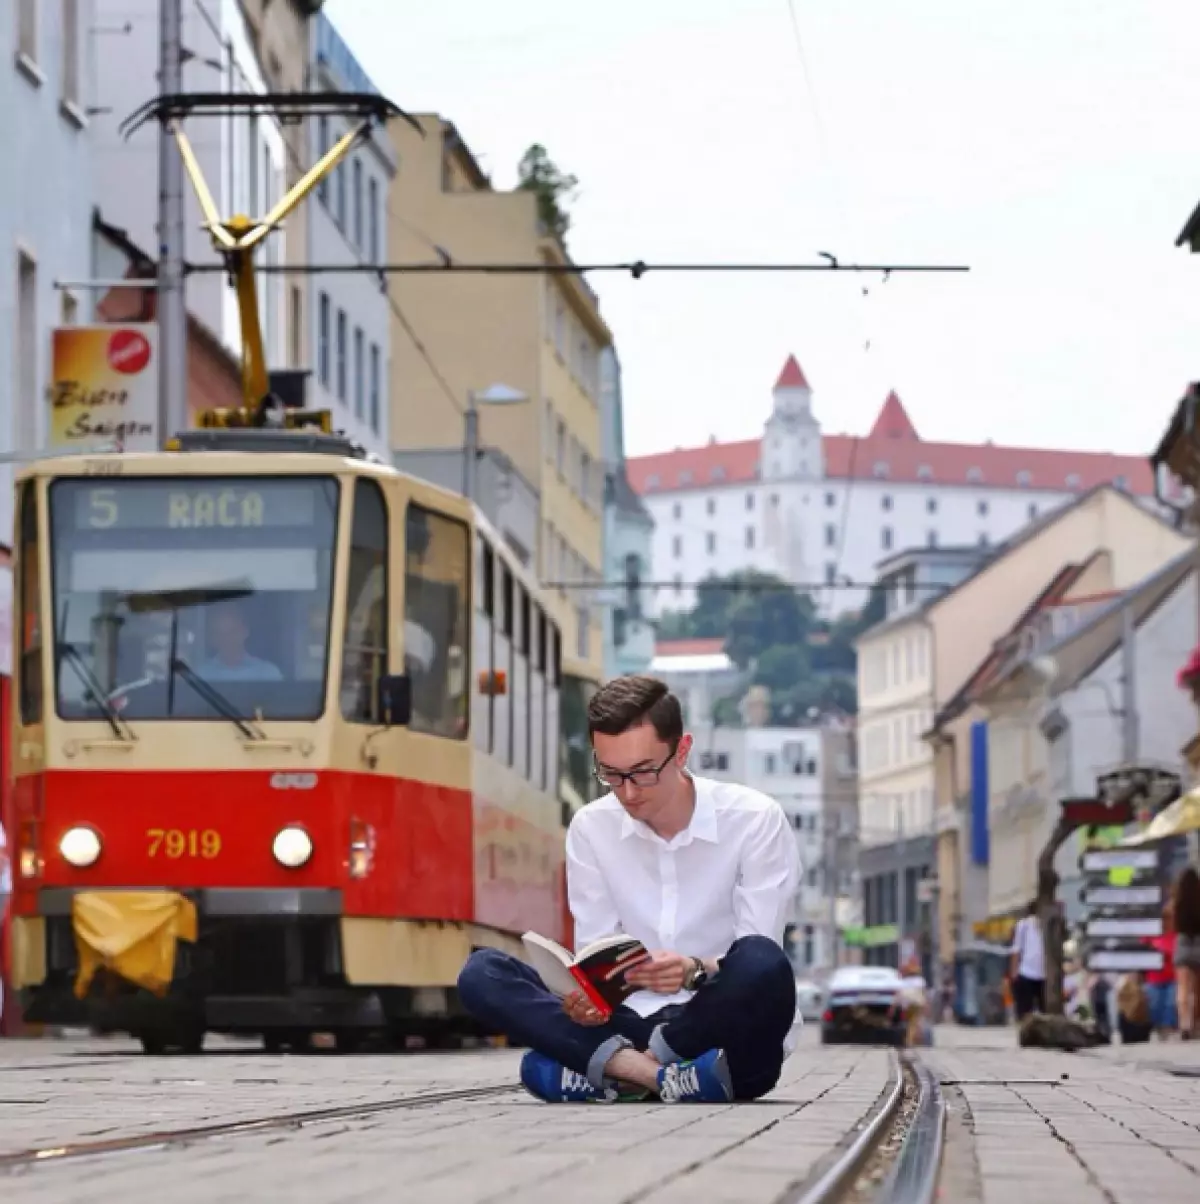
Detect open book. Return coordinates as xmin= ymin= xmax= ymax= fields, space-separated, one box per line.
xmin=522 ymin=931 xmax=652 ymax=1017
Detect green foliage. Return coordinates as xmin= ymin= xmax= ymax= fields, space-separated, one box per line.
xmin=516 ymin=144 xmax=579 ymax=242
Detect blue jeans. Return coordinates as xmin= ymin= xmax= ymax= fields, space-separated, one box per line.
xmin=457 ymin=934 xmax=797 ymax=1101
xmin=1146 ymin=982 xmax=1178 ymax=1030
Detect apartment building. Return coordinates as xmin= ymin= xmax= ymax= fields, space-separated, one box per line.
xmin=386 ymin=115 xmax=611 ymax=673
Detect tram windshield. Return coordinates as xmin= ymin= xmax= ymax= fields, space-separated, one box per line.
xmin=48 ymin=476 xmax=340 ymax=722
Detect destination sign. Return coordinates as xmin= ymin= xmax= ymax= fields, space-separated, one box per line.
xmin=56 ymin=479 xmax=331 ymax=532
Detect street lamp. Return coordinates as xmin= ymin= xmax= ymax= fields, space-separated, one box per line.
xmin=463 ymin=383 xmax=530 ymax=502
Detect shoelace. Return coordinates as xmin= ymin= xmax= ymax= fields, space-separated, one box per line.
xmin=561 ymin=1068 xmax=596 ymax=1094
xmin=660 ymin=1062 xmax=701 ymax=1102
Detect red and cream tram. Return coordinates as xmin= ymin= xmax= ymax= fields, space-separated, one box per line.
xmin=6 ymin=427 xmax=598 ymax=1052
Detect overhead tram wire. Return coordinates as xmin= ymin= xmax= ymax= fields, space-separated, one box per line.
xmin=186 ymin=258 xmax=970 ymax=278
xmin=542 ymin=577 xmax=961 ymax=593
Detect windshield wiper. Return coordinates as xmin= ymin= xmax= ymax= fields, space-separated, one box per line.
xmin=58 ymin=641 xmax=135 ymax=742
xmin=168 ymin=657 xmax=265 ymax=741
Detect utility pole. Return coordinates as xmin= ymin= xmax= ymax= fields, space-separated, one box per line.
xmin=157 ymin=0 xmax=188 ymax=445
xmin=462 ymin=395 xmax=479 ymax=502
xmin=1120 ymin=598 xmax=1138 ymax=763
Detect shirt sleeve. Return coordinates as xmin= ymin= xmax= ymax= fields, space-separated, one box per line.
xmin=732 ymin=803 xmax=801 ymax=945
xmin=564 ymin=815 xmax=622 ymax=952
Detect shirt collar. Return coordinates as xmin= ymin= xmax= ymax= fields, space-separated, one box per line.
xmin=619 ymin=775 xmax=719 ymax=846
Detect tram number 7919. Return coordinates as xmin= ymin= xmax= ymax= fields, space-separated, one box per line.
xmin=146 ymin=828 xmax=222 ymax=859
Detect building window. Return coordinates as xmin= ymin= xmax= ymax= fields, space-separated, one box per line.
xmin=873 ymin=461 xmax=889 ymax=478
xmin=341 ymin=479 xmax=388 ymax=723
xmin=352 ymin=158 xmax=364 ymax=247
xmin=926 ymin=497 xmax=937 ymax=514
xmin=336 ymin=308 xmax=347 ymax=402
xmin=825 ymin=523 xmax=836 ymax=547
xmin=290 ymin=285 xmax=302 ymax=367
xmin=745 ymin=527 xmax=755 ymax=549
xmin=555 ymin=420 xmax=566 ymax=474
xmin=1066 ymin=473 xmax=1082 ymax=489
xmin=825 ymin=491 xmax=836 ymax=506
xmin=927 ymin=529 xmax=937 ymax=547
xmin=966 ymin=466 xmax=983 ymax=483
xmin=60 ymin=290 xmax=78 ymax=325
xmin=404 ymin=504 xmax=471 ymax=740
xmin=825 ymin=562 xmax=836 ymax=585
xmin=1114 ymin=474 xmax=1128 ymax=490
xmin=1027 ymin=502 xmax=1037 ymax=521
xmin=353 ymin=327 xmax=364 ymax=418
xmin=917 ymin=464 xmax=933 ymax=481
xmin=673 ymin=535 xmax=682 ymax=558
xmin=881 ymin=526 xmax=893 ymax=550
xmin=581 ymin=452 xmax=591 ymax=506
xmin=368 ymin=177 xmax=380 ymax=262
xmin=706 ymin=532 xmax=716 ymax=554
xmin=1016 ymin=469 xmax=1032 ymax=487
xmin=316 ymin=116 xmax=330 ymax=202
xmin=17 ymin=0 xmax=36 ymax=63
xmin=645 ymin=474 xmax=660 ymax=490
xmin=770 ymin=493 xmax=779 ymax=507
xmin=673 ymin=574 xmax=682 ymax=594
xmin=881 ymin=495 xmax=892 ymax=511
xmin=706 ymin=497 xmax=716 ymax=516
xmin=335 ymin=158 xmax=346 ymax=228
xmin=978 ymin=532 xmax=989 ymax=547
xmin=679 ymin=470 xmax=693 ymax=486
xmin=710 ymin=466 xmax=725 ymax=481
xmin=317 ymin=292 xmax=330 ymax=385
xmin=977 ymin=499 xmax=989 ymax=516
xmin=746 ymin=493 xmax=755 ymax=510
xmin=672 ymin=502 xmax=681 ymax=520
xmin=369 ymin=343 xmax=380 ymax=433
xmin=61 ymin=0 xmax=80 ymax=106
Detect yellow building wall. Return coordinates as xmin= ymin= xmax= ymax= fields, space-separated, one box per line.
xmin=386 ymin=115 xmax=609 ymax=673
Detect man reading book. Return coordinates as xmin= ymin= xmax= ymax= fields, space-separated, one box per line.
xmin=457 ymin=674 xmax=801 ymax=1105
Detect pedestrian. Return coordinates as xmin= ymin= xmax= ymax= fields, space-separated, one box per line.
xmin=1144 ymin=899 xmax=1178 ymax=1040
xmin=1171 ymin=866 xmax=1200 ymax=1040
xmin=1008 ymin=902 xmax=1046 ymax=1020
xmin=456 ymin=674 xmax=802 ymax=1104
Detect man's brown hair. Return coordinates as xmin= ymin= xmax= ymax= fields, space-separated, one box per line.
xmin=587 ymin=674 xmax=683 ymax=746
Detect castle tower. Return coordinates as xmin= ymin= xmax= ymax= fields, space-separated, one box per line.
xmin=761 ymin=354 xmax=824 ymax=482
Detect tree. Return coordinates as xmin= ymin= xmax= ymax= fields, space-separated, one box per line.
xmin=517 ymin=144 xmax=579 ymax=242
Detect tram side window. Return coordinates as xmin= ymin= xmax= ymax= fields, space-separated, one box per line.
xmin=513 ymin=583 xmax=530 ymax=778
xmin=405 ymin=504 xmax=470 ymax=740
xmin=18 ymin=481 xmax=42 ymax=725
xmin=340 ymin=479 xmax=389 ymax=723
xmin=531 ymin=606 xmax=547 ymax=791
xmin=473 ymin=539 xmax=495 ymax=755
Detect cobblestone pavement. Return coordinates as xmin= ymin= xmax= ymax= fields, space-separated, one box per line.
xmin=1 ymin=1033 xmax=894 ymax=1204
xmin=928 ymin=1025 xmax=1200 ymax=1204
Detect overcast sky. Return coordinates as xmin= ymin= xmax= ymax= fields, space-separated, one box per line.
xmin=326 ymin=0 xmax=1200 ymax=462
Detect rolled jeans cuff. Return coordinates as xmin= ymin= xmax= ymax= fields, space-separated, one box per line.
xmin=587 ymin=1034 xmax=633 ymax=1089
xmin=649 ymin=1023 xmax=682 ymax=1065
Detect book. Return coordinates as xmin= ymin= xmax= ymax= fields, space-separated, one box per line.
xmin=521 ymin=931 xmax=652 ymax=1018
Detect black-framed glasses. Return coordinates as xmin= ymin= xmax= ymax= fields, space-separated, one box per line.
xmin=592 ymin=746 xmax=678 ymax=790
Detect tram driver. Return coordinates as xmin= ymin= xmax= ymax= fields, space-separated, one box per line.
xmin=197 ymin=598 xmax=283 ymax=683
xmin=457 ymin=675 xmax=802 ymax=1105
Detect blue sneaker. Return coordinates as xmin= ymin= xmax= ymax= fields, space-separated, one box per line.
xmin=519 ymin=1051 xmax=649 ymax=1103
xmin=656 ymin=1048 xmax=734 ymax=1103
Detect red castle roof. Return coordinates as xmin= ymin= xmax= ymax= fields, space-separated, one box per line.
xmin=627 ymin=361 xmax=1154 ymax=497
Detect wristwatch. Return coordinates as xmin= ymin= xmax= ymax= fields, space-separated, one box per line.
xmin=684 ymin=957 xmax=709 ymax=991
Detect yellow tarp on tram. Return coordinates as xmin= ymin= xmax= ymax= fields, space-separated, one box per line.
xmin=71 ymin=891 xmax=198 ymax=998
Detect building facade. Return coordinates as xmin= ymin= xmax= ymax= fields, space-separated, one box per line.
xmin=2 ymin=0 xmax=96 ymax=535
xmin=92 ymin=0 xmax=288 ymax=379
xmin=600 ymin=348 xmax=655 ymax=678
xmin=386 ymin=114 xmax=610 ymax=675
xmin=627 ymin=355 xmax=1169 ymax=620
xmin=307 ymin=11 xmax=394 ymax=456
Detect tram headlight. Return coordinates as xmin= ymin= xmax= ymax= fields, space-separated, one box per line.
xmin=272 ymin=826 xmax=313 ymax=869
xmin=59 ymin=826 xmax=102 ymax=868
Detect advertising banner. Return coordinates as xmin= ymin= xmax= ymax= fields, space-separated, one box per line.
xmin=48 ymin=325 xmax=158 ymax=453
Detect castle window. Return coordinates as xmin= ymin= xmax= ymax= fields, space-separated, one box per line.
xmin=1066 ymin=473 xmax=1082 ymax=489
xmin=1016 ymin=469 xmax=1032 ymax=487
xmin=646 ymin=475 xmax=660 ymax=489
xmin=678 ymin=470 xmax=692 ymax=485
xmin=966 ymin=466 xmax=983 ymax=483
xmin=917 ymin=464 xmax=933 ymax=481
xmin=710 ymin=466 xmax=726 ymax=481
xmin=872 ymin=461 xmax=889 ymax=478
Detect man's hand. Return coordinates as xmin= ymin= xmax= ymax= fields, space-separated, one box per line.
xmin=626 ymin=951 xmax=693 ymax=995
xmin=562 ymin=991 xmax=606 ymax=1026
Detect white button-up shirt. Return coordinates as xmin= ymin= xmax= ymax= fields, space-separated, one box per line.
xmin=564 ymin=774 xmax=803 ymax=1054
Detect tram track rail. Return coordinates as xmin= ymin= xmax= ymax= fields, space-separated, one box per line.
xmin=789 ymin=1051 xmax=946 ymax=1204
xmin=0 ymin=1081 xmax=519 ymax=1172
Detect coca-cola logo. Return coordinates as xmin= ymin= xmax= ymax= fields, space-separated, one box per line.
xmin=107 ymin=329 xmax=152 ymax=375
